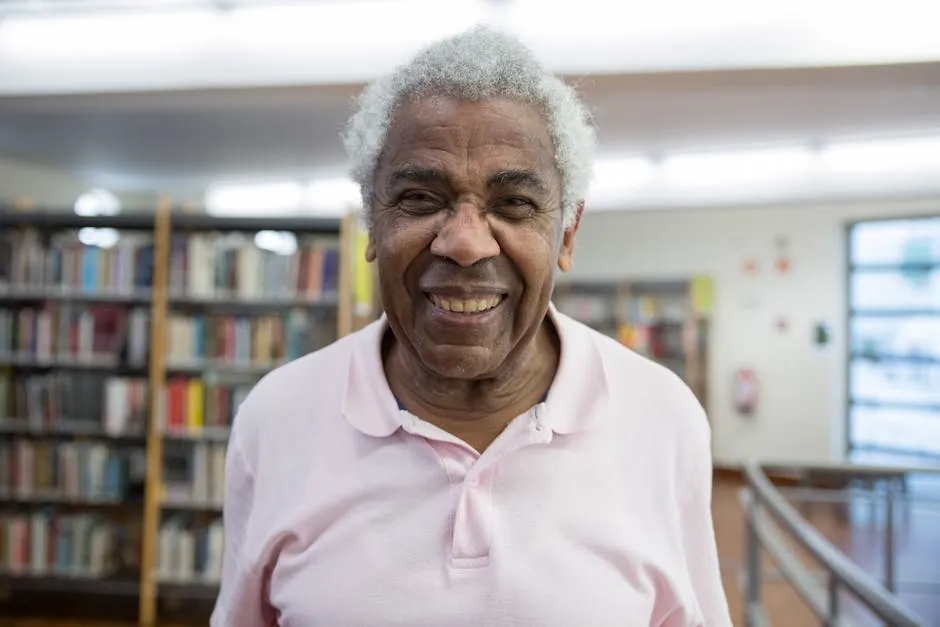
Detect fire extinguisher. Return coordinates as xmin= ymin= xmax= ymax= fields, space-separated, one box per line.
xmin=733 ymin=367 xmax=759 ymax=416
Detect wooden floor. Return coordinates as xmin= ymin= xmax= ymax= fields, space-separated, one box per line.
xmin=714 ymin=472 xmax=940 ymax=626
xmin=7 ymin=473 xmax=940 ymax=627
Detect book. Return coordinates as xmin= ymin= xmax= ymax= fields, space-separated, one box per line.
xmin=0 ymin=510 xmax=141 ymax=580
xmin=157 ymin=515 xmax=223 ymax=584
xmin=162 ymin=441 xmax=226 ymax=507
xmin=168 ymin=232 xmax=340 ymax=301
xmin=0 ymin=371 xmax=147 ymax=436
xmin=0 ymin=227 xmax=154 ymax=296
xmin=0 ymin=304 xmax=150 ymax=367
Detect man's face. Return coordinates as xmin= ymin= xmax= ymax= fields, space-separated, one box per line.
xmin=368 ymin=95 xmax=579 ymax=380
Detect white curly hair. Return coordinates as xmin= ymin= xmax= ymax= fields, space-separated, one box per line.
xmin=342 ymin=25 xmax=597 ymax=229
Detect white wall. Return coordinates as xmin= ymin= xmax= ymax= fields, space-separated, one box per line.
xmin=0 ymin=156 xmax=165 ymax=211
xmin=569 ymin=196 xmax=940 ymax=467
xmin=0 ymin=156 xmax=89 ymax=206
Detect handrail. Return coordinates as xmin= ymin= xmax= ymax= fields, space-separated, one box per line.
xmin=742 ymin=461 xmax=926 ymax=627
xmin=739 ymin=491 xmax=834 ymax=620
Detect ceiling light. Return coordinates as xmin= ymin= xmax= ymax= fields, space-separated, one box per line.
xmin=205 ymin=181 xmax=305 ymax=217
xmin=591 ymin=157 xmax=657 ymax=192
xmin=74 ymin=187 xmax=121 ymax=217
xmin=78 ymin=227 xmax=119 ymax=249
xmin=660 ymin=146 xmax=816 ymax=187
xmin=820 ymin=135 xmax=940 ymax=176
xmin=304 ymin=178 xmax=361 ymax=217
xmin=254 ymin=230 xmax=298 ymax=256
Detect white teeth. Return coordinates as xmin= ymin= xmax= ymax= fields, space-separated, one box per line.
xmin=429 ymin=294 xmax=502 ymax=314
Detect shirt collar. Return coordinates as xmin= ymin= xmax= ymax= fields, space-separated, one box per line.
xmin=341 ymin=302 xmax=611 ymax=438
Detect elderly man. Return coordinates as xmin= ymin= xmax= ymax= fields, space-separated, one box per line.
xmin=211 ymin=26 xmax=731 ymax=627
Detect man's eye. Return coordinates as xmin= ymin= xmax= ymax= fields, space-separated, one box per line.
xmin=398 ymin=191 xmax=445 ymax=213
xmin=402 ymin=191 xmax=435 ymax=203
xmin=494 ymin=197 xmax=536 ymax=219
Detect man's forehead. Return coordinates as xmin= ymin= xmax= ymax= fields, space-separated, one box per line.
xmin=380 ymin=96 xmax=557 ymax=174
xmin=389 ymin=96 xmax=552 ymax=145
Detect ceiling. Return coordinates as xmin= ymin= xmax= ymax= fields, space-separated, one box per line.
xmin=1 ymin=61 xmax=940 ymax=195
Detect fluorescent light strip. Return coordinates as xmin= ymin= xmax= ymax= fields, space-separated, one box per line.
xmin=588 ymin=134 xmax=940 ymax=210
xmin=206 ymin=178 xmax=360 ymax=217
xmin=659 ymin=146 xmax=815 ymax=187
xmin=820 ymin=135 xmax=940 ymax=175
xmin=205 ymin=181 xmax=305 ymax=216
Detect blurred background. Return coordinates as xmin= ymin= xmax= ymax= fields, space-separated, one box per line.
xmin=0 ymin=1 xmax=938 ymax=625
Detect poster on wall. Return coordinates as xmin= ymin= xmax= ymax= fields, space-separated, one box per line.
xmin=690 ymin=276 xmax=714 ymax=316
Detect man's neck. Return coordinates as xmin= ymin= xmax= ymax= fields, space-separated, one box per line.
xmin=383 ymin=316 xmax=560 ymax=452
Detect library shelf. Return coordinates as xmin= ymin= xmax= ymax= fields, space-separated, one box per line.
xmin=0 ymin=202 xmax=379 ymax=626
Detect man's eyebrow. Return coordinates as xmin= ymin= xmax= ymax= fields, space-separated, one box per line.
xmin=386 ymin=166 xmax=549 ymax=194
xmin=386 ymin=165 xmax=450 ymax=187
xmin=486 ymin=169 xmax=549 ymax=194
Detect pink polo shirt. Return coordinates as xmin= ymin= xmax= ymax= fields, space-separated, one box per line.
xmin=210 ymin=305 xmax=732 ymax=627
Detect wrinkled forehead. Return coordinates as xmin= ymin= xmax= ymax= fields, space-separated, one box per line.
xmin=377 ymin=94 xmax=560 ymax=183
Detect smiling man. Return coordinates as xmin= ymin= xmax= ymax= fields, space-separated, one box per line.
xmin=211 ymin=26 xmax=732 ymax=627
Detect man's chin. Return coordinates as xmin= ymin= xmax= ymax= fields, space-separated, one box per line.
xmin=421 ymin=345 xmax=504 ymax=380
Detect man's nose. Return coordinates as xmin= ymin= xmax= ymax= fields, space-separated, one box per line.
xmin=429 ymin=203 xmax=500 ymax=267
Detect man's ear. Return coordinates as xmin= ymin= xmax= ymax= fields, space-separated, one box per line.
xmin=365 ymin=230 xmax=377 ymax=262
xmin=557 ymin=201 xmax=584 ymax=272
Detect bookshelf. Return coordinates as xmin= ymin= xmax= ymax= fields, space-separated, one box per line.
xmin=0 ymin=202 xmax=377 ymax=626
xmin=0 ymin=207 xmax=159 ymax=624
xmin=553 ymin=278 xmax=712 ymax=409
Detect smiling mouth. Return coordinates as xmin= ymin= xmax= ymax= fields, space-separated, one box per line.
xmin=426 ymin=293 xmax=505 ymax=314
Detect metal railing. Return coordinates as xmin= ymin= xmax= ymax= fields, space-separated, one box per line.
xmin=740 ymin=461 xmax=938 ymax=627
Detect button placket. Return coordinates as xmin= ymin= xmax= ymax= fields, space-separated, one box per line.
xmin=448 ymin=405 xmax=553 ymax=569
xmin=450 ymin=469 xmax=494 ymax=569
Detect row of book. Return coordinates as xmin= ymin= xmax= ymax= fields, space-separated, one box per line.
xmin=554 ymin=293 xmax=690 ymax=327
xmin=0 ymin=305 xmax=150 ymax=365
xmin=169 ymin=232 xmax=340 ymax=301
xmin=0 ymin=229 xmax=155 ymax=295
xmin=165 ymin=310 xmax=336 ymax=367
xmin=161 ymin=378 xmax=249 ymax=435
xmin=0 ymin=512 xmax=122 ymax=577
xmin=0 ymin=440 xmax=143 ymax=501
xmin=158 ymin=516 xmax=223 ymax=584
xmin=0 ymin=370 xmax=253 ymax=439
xmin=163 ymin=442 xmax=226 ymax=507
xmin=0 ymin=372 xmax=148 ymax=436
xmin=0 ymin=305 xmax=339 ymax=371
xmin=619 ymin=321 xmax=690 ymax=360
xmin=1 ymin=512 xmax=222 ymax=584
xmin=0 ymin=228 xmax=345 ymax=302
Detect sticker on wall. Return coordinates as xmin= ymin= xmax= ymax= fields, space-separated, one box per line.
xmin=814 ymin=322 xmax=831 ymax=348
xmin=775 ymin=317 xmax=789 ymax=333
xmin=774 ymin=234 xmax=792 ymax=274
xmin=743 ymin=258 xmax=760 ymax=275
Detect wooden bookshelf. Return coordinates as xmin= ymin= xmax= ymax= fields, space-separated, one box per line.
xmin=0 ymin=203 xmax=379 ymax=626
xmin=553 ymin=278 xmax=713 ymax=410
xmin=0 ymin=205 xmax=159 ymax=625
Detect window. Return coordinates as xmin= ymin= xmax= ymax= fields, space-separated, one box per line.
xmin=848 ymin=216 xmax=940 ymax=462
